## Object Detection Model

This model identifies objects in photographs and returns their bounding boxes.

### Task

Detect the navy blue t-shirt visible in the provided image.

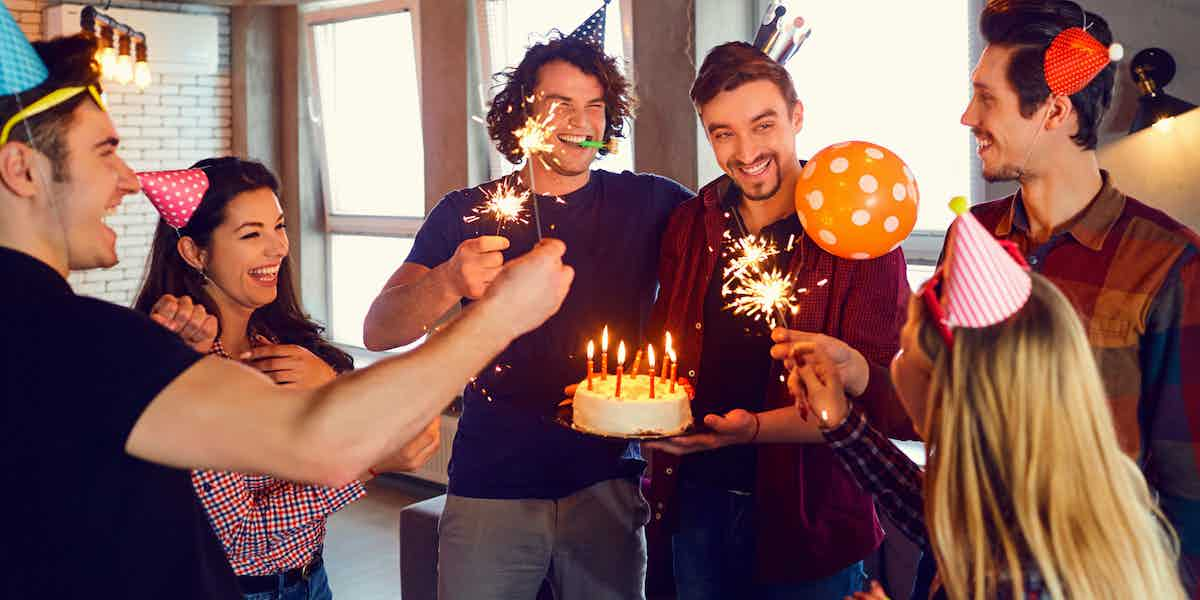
[406,169,692,499]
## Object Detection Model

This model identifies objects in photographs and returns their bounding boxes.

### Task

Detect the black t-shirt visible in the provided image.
[680,187,805,493]
[406,169,692,499]
[0,247,240,598]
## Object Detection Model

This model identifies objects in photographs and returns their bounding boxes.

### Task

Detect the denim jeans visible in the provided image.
[671,480,867,599]
[241,562,333,600]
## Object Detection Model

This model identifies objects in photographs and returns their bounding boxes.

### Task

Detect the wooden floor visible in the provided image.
[324,476,444,599]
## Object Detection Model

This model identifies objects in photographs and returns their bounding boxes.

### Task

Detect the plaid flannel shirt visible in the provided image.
[969,172,1200,562]
[193,337,366,575]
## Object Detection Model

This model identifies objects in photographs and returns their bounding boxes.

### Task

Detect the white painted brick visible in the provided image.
[74,282,107,296]
[162,116,198,128]
[103,93,125,105]
[141,127,180,138]
[83,269,124,283]
[180,127,213,139]
[181,106,215,117]
[123,94,160,106]
[146,105,179,116]
[179,85,216,97]
[118,149,142,161]
[119,114,162,128]
[121,137,161,150]
[106,103,142,116]
[161,74,197,86]
[151,85,180,96]
[143,148,180,160]
[198,75,232,88]
[107,279,140,292]
[162,95,197,107]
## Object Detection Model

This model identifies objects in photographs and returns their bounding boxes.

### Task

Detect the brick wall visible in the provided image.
[5,0,232,307]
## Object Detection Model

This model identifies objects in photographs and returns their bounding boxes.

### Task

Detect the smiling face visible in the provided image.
[960,45,1050,182]
[51,100,140,270]
[529,60,608,177]
[698,79,804,201]
[185,187,289,312]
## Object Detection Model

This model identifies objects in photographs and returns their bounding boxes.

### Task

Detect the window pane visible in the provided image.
[329,234,415,347]
[312,12,425,217]
[785,1,970,232]
[482,0,635,176]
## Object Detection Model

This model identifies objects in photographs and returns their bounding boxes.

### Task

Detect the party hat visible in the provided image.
[751,2,811,67]
[138,169,210,229]
[568,0,609,49]
[1044,26,1123,96]
[941,197,1032,329]
[0,4,48,96]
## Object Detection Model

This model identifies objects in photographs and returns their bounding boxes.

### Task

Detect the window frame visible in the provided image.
[304,0,433,353]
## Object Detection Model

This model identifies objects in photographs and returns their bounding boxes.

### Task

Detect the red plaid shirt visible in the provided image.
[193,337,366,576]
[968,173,1200,569]
[645,172,916,584]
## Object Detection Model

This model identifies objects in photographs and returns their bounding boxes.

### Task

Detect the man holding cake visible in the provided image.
[640,42,916,598]
[363,5,692,598]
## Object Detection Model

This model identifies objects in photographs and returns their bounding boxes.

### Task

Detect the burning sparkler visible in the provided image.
[465,179,531,234]
[513,97,562,241]
[722,234,780,284]
[723,267,801,330]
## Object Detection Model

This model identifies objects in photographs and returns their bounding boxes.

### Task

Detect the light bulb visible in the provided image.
[115,54,133,85]
[134,61,151,90]
[98,47,118,79]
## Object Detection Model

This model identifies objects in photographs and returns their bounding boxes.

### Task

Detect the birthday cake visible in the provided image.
[573,374,692,438]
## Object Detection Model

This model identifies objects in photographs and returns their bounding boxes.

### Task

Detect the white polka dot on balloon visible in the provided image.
[851,210,871,226]
[851,252,871,259]
[884,216,900,233]
[859,174,878,194]
[802,161,817,180]
[865,147,884,160]
[833,141,851,149]
[892,183,907,202]
[819,229,838,245]
[903,166,914,182]
[807,190,824,210]
[830,157,849,173]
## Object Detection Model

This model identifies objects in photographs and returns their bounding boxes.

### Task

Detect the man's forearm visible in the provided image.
[303,295,514,484]
[754,406,824,444]
[363,264,461,350]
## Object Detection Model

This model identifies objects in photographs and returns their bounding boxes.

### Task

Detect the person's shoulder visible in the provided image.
[597,169,695,204]
[75,296,198,353]
[1120,195,1200,251]
[969,195,1015,227]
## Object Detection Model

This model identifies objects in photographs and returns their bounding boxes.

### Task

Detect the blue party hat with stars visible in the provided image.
[0,4,48,95]
[568,0,609,49]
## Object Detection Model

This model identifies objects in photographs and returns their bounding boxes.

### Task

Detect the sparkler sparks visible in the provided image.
[722,235,780,283]
[723,267,801,330]
[467,180,530,233]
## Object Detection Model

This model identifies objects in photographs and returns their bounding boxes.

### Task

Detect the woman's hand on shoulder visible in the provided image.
[149,294,218,354]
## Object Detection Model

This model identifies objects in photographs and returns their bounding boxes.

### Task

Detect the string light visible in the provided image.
[114,34,133,85]
[82,6,150,90]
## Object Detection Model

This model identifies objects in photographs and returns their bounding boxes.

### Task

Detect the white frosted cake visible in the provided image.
[573,374,692,437]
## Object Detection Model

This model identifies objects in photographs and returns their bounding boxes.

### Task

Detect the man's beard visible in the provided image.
[729,153,782,201]
[982,163,1023,183]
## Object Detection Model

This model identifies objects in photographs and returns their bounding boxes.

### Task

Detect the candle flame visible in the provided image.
[723,267,801,329]
[821,409,829,422]
[602,325,609,352]
[472,180,530,229]
[665,331,673,354]
[648,344,656,368]
[587,340,594,359]
[667,347,676,363]
[617,341,626,364]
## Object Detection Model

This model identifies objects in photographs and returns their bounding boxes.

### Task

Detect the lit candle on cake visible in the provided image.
[601,326,609,381]
[668,348,678,393]
[648,344,656,399]
[615,341,626,398]
[586,340,595,390]
[662,332,673,379]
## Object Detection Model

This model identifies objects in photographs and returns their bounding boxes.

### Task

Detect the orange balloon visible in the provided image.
[795,141,919,260]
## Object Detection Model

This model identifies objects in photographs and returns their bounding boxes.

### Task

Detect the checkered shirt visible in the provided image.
[193,336,366,575]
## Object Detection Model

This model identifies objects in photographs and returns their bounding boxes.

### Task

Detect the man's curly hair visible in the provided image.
[486,35,634,165]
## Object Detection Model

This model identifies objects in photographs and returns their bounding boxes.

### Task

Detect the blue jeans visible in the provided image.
[241,562,333,600]
[671,480,867,599]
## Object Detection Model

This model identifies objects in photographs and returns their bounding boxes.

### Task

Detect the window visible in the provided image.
[307,1,426,347]
[477,0,634,178]
[783,0,971,259]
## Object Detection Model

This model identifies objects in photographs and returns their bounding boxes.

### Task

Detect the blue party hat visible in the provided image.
[0,4,48,95]
[568,0,609,49]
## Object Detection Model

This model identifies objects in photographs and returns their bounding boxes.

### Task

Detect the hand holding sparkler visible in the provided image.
[444,236,510,300]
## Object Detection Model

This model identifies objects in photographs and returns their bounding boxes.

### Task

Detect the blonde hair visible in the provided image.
[912,273,1184,599]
